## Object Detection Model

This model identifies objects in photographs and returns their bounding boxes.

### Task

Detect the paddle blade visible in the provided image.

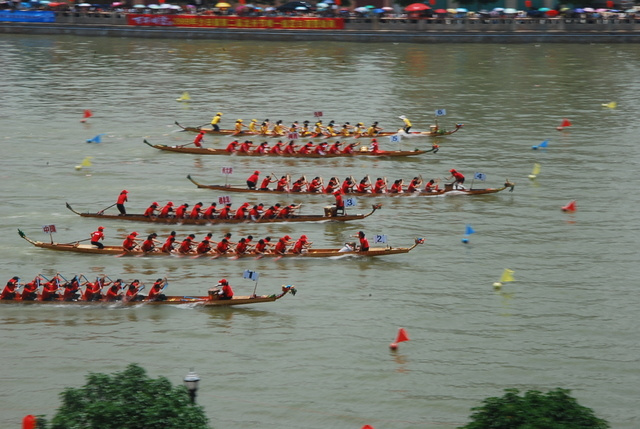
[499,269,515,283]
[395,327,410,344]
[465,224,476,235]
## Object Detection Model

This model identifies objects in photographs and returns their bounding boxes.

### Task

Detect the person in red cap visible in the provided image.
[209,278,233,300]
[447,169,465,189]
[292,234,312,254]
[1,276,20,300]
[90,226,105,249]
[274,235,292,255]
[192,130,205,148]
[144,202,159,218]
[116,190,128,215]
[333,190,345,215]
[234,202,250,220]
[246,170,260,189]
[370,138,381,154]
[189,202,204,219]
[122,231,140,251]
[352,231,370,252]
[159,201,174,218]
[269,141,284,155]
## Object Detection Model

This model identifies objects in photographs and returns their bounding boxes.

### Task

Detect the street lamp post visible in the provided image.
[184,370,200,404]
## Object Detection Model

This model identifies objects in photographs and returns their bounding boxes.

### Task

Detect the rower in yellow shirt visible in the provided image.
[399,115,412,132]
[233,119,246,135]
[272,120,285,136]
[210,112,222,131]
[300,120,311,136]
[324,121,338,137]
[352,122,365,137]
[260,120,270,135]
[340,122,352,137]
[366,121,383,137]
[248,119,259,133]
[313,120,324,136]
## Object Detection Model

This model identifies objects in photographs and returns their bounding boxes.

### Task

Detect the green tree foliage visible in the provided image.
[38,364,209,429]
[459,388,609,429]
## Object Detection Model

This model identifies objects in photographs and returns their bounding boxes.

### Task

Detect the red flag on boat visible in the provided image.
[562,200,577,212]
[81,109,93,122]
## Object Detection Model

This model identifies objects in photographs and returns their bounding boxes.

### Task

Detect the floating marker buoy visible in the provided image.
[556,118,572,131]
[601,101,617,108]
[390,327,409,350]
[461,237,469,244]
[494,269,514,288]
[528,163,541,180]
[80,109,92,123]
[561,200,577,212]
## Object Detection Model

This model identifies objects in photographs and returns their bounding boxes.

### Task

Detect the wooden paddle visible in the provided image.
[97,203,117,215]
[62,238,91,245]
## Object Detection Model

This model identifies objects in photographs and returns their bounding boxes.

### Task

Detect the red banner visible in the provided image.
[127,14,345,30]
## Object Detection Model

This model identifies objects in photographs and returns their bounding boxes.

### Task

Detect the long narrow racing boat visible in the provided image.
[65,202,381,225]
[18,229,424,259]
[144,139,430,158]
[187,175,515,197]
[0,285,296,307]
[175,121,463,138]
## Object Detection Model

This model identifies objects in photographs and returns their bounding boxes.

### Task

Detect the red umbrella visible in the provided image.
[404,3,431,12]
[545,9,559,16]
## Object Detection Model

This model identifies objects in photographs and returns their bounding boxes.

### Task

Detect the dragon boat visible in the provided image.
[18,230,423,259]
[144,139,430,158]
[0,285,296,307]
[175,121,463,138]
[65,203,381,225]
[187,175,515,197]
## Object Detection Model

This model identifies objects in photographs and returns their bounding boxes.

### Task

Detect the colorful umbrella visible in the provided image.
[404,3,430,12]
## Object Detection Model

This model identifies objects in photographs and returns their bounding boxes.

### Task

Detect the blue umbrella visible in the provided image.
[373,8,384,13]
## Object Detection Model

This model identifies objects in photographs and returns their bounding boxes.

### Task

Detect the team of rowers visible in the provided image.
[209,113,395,138]
[137,200,304,220]
[242,169,467,193]
[1,275,236,302]
[1,274,168,302]
[91,230,371,255]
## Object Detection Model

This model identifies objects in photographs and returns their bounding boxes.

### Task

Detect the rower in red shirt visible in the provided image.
[90,226,105,249]
[122,232,140,251]
[425,179,440,192]
[328,141,342,154]
[247,170,260,189]
[104,279,124,301]
[373,177,387,194]
[82,277,103,302]
[341,177,355,194]
[284,141,297,154]
[175,203,189,219]
[255,142,269,154]
[274,235,292,255]
[253,237,271,254]
[189,202,203,219]
[178,234,196,254]
[161,236,176,253]
[307,177,322,193]
[291,177,306,192]
[159,201,174,218]
[262,204,280,219]
[193,130,205,148]
[239,140,253,153]
[298,142,314,154]
[143,202,158,218]
[124,280,143,302]
[217,203,232,219]
[278,203,300,218]
[211,279,233,300]
[215,238,231,256]
[291,235,312,254]
[314,142,328,155]
[353,231,370,251]
[369,138,381,154]
[21,277,40,301]
[225,140,239,152]
[140,233,159,253]
[324,177,339,194]
[147,279,167,301]
[116,190,128,215]
[389,179,404,193]
[342,142,359,154]
[1,276,20,300]
[41,277,61,301]
[333,191,345,214]
[407,177,422,193]
[234,237,249,255]
[269,141,284,154]
[276,176,289,192]
[62,276,83,301]
[447,169,465,188]
[196,237,212,254]
[356,177,370,193]
[203,202,218,219]
[234,202,250,219]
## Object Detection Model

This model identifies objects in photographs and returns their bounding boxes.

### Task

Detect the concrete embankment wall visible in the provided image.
[3,14,640,43]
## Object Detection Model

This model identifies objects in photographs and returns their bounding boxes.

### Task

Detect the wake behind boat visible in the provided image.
[65,202,381,225]
[144,139,429,158]
[187,175,515,197]
[18,229,423,259]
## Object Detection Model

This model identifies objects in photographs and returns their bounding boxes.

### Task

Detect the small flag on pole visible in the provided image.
[557,118,572,130]
[176,91,191,102]
[561,200,577,212]
[390,328,409,350]
[474,172,486,181]
[86,133,105,143]
[80,109,92,123]
[528,163,541,179]
[493,269,514,288]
